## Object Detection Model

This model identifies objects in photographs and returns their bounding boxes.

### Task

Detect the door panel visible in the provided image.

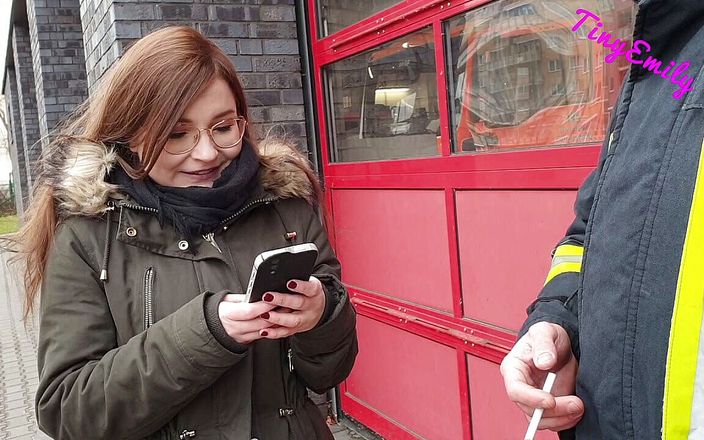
[345,315,465,440]
[333,189,454,312]
[456,190,577,330]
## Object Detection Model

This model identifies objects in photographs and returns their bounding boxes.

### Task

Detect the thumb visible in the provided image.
[528,322,561,370]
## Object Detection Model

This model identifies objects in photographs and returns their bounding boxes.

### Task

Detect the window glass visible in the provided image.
[326,27,440,163]
[446,0,634,153]
[318,0,403,37]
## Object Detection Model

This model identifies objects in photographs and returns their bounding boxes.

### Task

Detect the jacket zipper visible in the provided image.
[217,196,278,229]
[202,232,222,253]
[120,197,277,231]
[121,203,159,215]
[144,267,155,330]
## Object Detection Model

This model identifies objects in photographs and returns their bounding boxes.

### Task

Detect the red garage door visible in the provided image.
[307,0,635,438]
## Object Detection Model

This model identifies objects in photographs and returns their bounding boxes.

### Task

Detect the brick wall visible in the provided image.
[12,25,41,192]
[4,68,28,215]
[79,0,308,150]
[26,0,88,146]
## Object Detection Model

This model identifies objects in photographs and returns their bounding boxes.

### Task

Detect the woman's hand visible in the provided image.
[257,276,326,339]
[218,294,277,344]
[500,322,584,431]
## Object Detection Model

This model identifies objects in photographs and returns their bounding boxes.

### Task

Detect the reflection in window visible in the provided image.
[326,27,440,163]
[446,0,634,153]
[319,0,402,37]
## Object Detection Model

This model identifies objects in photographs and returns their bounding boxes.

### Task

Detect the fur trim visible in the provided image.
[46,137,316,216]
[44,139,118,217]
[258,138,316,203]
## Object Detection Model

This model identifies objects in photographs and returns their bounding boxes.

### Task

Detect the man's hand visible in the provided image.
[500,322,584,431]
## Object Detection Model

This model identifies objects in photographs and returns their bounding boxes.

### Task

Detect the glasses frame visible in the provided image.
[163,116,248,155]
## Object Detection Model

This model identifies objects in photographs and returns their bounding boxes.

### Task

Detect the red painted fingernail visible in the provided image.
[261,330,268,337]
[260,312,270,320]
[287,280,297,290]
[263,293,274,302]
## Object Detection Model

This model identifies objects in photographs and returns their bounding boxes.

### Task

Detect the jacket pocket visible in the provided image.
[144,267,155,330]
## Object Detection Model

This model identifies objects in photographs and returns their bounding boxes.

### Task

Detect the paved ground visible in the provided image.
[0,251,372,439]
[0,252,50,440]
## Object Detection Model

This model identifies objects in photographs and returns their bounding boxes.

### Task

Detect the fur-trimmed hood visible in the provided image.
[43,138,317,218]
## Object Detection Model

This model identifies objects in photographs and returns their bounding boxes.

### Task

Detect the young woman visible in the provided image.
[10,26,357,440]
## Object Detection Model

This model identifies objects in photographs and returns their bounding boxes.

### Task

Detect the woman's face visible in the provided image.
[133,77,243,188]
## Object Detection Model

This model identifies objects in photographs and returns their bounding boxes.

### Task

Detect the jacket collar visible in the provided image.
[46,137,316,219]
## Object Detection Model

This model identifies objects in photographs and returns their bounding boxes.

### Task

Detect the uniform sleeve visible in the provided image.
[288,204,358,394]
[36,221,246,440]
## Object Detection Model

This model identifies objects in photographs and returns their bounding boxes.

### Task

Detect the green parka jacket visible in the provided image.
[34,139,358,440]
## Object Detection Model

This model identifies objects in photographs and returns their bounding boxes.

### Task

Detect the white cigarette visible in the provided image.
[524,372,557,440]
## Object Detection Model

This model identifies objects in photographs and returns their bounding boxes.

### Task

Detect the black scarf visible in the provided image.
[111,140,261,239]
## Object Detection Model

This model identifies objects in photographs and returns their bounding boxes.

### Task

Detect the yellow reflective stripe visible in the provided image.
[544,245,584,285]
[544,262,582,286]
[554,244,584,258]
[662,141,704,440]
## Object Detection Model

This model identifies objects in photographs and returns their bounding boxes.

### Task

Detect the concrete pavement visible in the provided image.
[0,252,50,439]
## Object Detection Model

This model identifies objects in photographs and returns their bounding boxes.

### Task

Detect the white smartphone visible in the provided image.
[244,243,319,303]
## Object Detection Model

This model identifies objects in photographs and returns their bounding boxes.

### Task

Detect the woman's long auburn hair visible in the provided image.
[7,25,321,321]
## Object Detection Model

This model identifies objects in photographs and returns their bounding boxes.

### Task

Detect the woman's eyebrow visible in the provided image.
[178,109,236,124]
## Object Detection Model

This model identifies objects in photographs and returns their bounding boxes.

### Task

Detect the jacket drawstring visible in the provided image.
[100,205,114,282]
[272,204,298,242]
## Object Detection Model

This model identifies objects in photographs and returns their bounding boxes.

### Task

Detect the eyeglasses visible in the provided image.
[163,116,247,155]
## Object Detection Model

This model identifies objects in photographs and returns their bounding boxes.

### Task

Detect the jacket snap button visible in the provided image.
[125,227,137,237]
[179,430,196,439]
[178,240,189,251]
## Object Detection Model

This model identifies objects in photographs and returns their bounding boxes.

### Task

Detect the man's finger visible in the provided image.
[542,396,584,419]
[506,379,556,410]
[537,404,583,431]
[528,322,560,370]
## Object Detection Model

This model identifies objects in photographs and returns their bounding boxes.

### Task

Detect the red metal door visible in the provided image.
[308,1,635,438]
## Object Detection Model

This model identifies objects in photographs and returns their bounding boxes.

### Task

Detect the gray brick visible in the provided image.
[211,39,238,55]
[114,21,141,39]
[239,73,268,89]
[245,90,281,106]
[253,56,300,72]
[229,55,253,72]
[263,39,299,55]
[260,121,306,137]
[239,39,262,55]
[157,4,207,21]
[248,106,270,123]
[260,5,295,22]
[113,3,156,20]
[282,88,304,104]
[208,5,249,21]
[267,72,302,88]
[199,22,249,38]
[250,22,297,39]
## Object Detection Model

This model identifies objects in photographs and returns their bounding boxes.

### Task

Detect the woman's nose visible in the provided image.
[190,129,219,162]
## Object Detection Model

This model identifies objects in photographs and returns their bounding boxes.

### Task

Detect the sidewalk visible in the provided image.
[0,251,369,439]
[0,252,50,439]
